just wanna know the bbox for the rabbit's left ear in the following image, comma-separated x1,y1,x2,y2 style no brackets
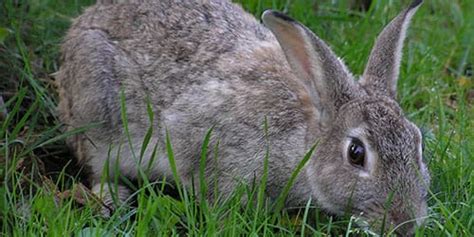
262,10,357,126
361,0,423,98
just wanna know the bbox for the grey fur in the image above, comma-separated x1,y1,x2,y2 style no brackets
361,0,423,98
57,0,429,234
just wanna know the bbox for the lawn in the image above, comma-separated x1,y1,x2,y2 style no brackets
0,0,472,236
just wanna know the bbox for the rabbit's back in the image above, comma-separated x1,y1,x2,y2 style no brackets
60,0,273,106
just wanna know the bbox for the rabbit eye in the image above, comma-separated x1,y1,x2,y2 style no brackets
348,139,365,167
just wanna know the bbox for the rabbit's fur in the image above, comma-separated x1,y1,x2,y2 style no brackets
58,0,430,234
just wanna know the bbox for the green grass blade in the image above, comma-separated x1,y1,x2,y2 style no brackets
272,143,317,222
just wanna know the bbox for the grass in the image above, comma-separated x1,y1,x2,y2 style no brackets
1,0,472,236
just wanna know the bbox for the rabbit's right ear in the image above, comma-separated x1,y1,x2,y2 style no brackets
262,11,358,126
361,0,423,98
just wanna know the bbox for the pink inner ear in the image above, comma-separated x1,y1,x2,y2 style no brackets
294,48,313,80
273,24,314,81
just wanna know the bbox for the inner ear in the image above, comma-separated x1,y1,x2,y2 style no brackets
262,10,358,126
262,11,320,83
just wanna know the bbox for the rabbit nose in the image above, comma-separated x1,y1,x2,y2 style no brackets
395,226,415,237
390,209,416,236
394,228,415,237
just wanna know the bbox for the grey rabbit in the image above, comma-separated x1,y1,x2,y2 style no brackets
57,0,430,234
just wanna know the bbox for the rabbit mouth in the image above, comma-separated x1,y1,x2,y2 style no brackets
349,204,422,236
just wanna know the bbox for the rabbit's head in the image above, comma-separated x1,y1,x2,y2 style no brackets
263,0,429,234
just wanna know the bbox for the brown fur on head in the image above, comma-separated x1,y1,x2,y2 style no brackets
263,0,428,234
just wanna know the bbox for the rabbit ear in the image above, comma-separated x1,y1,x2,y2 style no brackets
361,0,423,98
262,10,357,125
